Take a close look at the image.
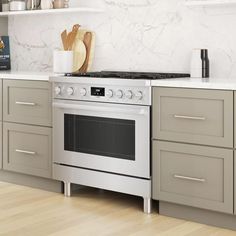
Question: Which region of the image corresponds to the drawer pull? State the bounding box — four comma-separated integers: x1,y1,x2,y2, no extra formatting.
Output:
15,101,37,106
15,149,36,155
173,174,206,183
173,114,206,121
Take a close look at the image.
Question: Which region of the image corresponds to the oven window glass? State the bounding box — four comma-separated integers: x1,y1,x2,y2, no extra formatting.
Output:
64,114,135,160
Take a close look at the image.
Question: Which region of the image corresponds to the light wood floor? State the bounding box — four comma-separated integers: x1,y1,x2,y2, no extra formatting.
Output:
0,182,236,236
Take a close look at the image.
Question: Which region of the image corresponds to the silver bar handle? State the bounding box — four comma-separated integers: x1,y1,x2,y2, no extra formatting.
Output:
15,149,36,156
53,102,148,116
173,174,206,183
15,101,37,106
174,114,206,121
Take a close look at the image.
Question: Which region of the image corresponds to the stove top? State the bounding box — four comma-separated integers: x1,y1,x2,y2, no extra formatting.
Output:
65,71,190,80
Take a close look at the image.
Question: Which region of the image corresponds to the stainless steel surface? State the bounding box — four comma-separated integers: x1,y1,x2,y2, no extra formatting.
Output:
53,99,150,178
53,84,151,106
53,164,151,198
143,197,152,214
53,100,149,115
52,75,152,213
173,174,206,183
173,114,206,121
15,149,36,156
64,182,71,197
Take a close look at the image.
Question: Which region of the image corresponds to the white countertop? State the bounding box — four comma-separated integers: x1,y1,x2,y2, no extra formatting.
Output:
2,71,236,91
151,77,236,90
0,71,55,81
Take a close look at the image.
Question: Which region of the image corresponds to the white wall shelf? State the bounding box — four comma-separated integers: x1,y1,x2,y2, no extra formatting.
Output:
0,7,104,17
185,0,236,6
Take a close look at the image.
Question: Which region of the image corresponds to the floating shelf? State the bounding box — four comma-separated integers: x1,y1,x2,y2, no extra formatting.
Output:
185,0,236,6
0,7,104,17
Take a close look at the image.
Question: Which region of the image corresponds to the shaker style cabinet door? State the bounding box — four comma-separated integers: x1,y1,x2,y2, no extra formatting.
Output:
234,92,236,149
0,122,2,169
3,80,52,127
152,88,233,148
0,79,2,121
3,122,52,178
152,141,233,214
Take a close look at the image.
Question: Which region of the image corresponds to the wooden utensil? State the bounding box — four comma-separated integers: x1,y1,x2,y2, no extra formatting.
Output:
68,24,80,50
79,32,93,73
72,39,87,72
61,30,67,50
66,31,73,50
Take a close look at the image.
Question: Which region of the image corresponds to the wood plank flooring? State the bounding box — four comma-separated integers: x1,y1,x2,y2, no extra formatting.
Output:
0,181,236,236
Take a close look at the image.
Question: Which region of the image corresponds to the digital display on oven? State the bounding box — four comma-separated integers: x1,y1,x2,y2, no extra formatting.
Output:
91,87,105,96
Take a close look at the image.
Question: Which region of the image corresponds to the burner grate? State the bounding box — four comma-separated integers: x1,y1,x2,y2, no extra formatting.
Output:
65,71,190,80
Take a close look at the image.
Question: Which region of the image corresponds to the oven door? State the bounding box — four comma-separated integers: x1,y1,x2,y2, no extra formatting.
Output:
53,100,150,178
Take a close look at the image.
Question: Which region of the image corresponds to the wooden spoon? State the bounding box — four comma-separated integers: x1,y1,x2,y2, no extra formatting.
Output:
68,24,80,50
61,30,67,50
79,32,93,72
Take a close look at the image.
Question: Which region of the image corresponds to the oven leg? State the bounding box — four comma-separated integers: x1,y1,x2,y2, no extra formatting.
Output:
64,182,71,197
143,197,152,214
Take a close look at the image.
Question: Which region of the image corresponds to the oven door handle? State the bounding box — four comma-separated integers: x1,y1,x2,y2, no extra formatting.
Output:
53,102,149,115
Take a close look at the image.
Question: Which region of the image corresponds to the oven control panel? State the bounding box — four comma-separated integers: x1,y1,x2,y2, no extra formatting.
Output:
91,87,105,97
53,83,151,105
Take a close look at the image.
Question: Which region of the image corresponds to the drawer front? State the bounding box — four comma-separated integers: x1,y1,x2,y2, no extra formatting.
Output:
3,80,52,126
0,122,2,169
0,80,2,121
152,141,233,214
3,122,52,178
235,151,236,215
234,92,236,148
153,88,233,147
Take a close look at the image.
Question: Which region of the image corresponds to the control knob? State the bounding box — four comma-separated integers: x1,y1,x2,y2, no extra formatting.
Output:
54,86,61,95
116,90,124,99
125,90,133,99
135,91,143,100
67,87,74,96
106,89,114,98
80,88,87,96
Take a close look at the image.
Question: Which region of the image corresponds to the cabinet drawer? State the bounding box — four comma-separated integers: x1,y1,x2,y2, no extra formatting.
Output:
0,122,2,169
3,122,52,178
0,80,2,121
153,88,233,148
3,80,52,126
152,141,233,214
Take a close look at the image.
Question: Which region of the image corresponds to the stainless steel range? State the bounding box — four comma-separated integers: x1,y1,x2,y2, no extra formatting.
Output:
51,71,190,214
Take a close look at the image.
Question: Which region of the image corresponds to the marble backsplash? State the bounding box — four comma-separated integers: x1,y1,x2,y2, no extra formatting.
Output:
8,0,236,78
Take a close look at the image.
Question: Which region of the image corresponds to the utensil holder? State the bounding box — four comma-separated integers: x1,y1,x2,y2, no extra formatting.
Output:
53,50,74,74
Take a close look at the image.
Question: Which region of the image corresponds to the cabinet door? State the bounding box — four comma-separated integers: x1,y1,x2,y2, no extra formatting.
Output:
3,122,52,178
0,80,2,121
0,122,2,169
153,88,233,148
3,80,52,127
234,93,236,214
152,141,233,214
234,91,236,148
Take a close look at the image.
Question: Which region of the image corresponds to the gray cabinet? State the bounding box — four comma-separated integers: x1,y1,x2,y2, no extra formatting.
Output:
152,141,233,214
3,122,52,178
235,153,236,215
3,80,52,127
153,88,233,148
0,122,2,169
234,92,236,149
0,80,2,121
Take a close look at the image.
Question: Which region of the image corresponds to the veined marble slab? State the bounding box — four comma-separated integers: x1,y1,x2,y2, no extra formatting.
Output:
7,0,236,80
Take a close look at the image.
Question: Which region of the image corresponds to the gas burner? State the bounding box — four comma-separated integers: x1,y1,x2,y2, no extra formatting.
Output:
65,71,190,80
